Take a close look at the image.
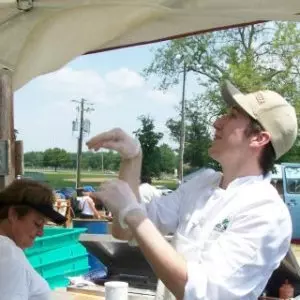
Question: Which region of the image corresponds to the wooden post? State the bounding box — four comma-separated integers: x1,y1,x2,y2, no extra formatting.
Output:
15,140,24,177
0,70,14,189
10,82,15,180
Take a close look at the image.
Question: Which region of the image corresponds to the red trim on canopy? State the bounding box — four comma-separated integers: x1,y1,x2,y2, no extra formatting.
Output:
86,20,266,55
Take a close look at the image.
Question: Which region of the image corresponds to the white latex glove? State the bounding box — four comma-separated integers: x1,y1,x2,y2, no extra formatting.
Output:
92,179,145,229
86,128,141,159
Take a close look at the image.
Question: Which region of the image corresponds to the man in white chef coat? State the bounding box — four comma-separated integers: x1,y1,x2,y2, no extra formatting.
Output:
87,81,298,300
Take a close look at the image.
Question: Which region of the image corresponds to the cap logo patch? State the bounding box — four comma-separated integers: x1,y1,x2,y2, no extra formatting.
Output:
255,92,265,104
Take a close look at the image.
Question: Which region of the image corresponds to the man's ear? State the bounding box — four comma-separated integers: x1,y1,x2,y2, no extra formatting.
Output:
249,131,271,150
7,206,18,223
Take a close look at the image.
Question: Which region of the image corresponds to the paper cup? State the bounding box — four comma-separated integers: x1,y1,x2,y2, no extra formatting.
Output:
105,281,128,300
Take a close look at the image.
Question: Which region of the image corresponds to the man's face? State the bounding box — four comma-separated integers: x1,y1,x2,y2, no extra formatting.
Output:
209,107,252,164
10,208,46,249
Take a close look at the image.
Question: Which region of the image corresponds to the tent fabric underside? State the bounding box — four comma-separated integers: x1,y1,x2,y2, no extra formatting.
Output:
0,0,298,90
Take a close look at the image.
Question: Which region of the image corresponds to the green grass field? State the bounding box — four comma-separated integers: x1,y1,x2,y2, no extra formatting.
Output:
24,169,178,190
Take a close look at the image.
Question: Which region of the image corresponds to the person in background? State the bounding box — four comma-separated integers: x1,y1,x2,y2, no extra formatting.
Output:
77,187,101,219
139,175,162,204
0,179,67,300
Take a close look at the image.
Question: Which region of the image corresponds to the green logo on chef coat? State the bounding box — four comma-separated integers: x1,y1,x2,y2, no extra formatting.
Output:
214,218,230,233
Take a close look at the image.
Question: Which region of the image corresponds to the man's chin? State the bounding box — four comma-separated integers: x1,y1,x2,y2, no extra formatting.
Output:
208,148,221,163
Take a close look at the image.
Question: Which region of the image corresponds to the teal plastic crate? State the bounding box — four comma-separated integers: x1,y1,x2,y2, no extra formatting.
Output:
27,242,88,270
26,242,90,290
25,227,87,256
46,266,90,289
35,255,89,279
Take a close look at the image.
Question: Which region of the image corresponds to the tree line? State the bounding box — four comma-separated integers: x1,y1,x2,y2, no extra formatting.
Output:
24,115,178,178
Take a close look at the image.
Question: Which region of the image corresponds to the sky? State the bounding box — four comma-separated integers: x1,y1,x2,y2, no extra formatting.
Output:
14,42,201,153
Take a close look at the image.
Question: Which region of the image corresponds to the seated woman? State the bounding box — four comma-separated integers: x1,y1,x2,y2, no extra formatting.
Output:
77,187,101,219
0,178,67,300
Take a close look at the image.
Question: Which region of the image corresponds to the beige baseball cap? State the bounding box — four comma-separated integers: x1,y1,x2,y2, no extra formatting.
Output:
221,80,298,159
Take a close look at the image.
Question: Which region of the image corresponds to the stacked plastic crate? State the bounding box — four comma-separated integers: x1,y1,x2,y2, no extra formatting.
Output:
25,227,90,289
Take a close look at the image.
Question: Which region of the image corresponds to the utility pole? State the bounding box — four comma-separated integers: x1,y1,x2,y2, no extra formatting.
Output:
0,70,14,189
76,99,84,189
178,63,187,183
72,99,94,189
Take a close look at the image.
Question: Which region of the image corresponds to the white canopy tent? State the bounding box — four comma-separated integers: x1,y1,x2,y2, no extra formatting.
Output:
0,0,298,90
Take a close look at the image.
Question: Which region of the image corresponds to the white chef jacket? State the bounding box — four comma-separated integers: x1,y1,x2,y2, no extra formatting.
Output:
0,235,50,300
146,169,292,300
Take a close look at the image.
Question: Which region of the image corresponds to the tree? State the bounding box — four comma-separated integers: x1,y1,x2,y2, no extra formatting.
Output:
24,151,44,168
68,152,77,169
166,97,214,170
43,148,71,171
144,22,300,167
84,150,121,171
159,144,176,174
134,115,163,178
184,97,214,168
104,151,121,171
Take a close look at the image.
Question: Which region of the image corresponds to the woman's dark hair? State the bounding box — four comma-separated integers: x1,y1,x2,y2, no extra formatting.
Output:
0,205,31,220
76,188,84,197
244,118,276,176
0,179,54,220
